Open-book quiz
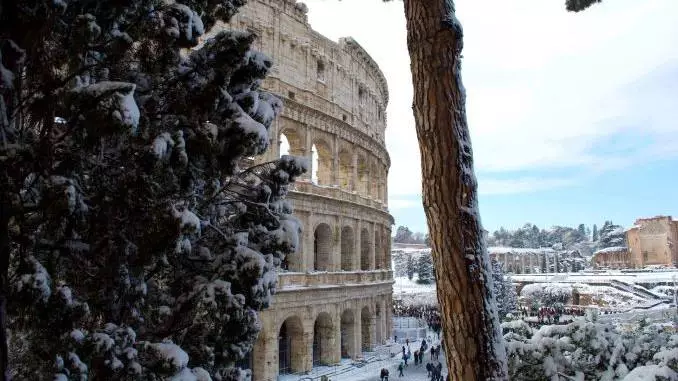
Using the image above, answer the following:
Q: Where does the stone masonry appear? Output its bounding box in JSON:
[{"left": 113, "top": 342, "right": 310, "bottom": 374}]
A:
[{"left": 222, "top": 1, "right": 395, "bottom": 380}]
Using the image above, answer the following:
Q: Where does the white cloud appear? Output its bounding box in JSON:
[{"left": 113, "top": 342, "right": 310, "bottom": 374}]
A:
[
  {"left": 388, "top": 199, "right": 422, "bottom": 210},
  {"left": 302, "top": 0, "right": 678, "bottom": 200}
]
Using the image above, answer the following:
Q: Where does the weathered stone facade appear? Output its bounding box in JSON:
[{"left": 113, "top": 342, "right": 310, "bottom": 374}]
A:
[
  {"left": 224, "top": 1, "right": 394, "bottom": 379},
  {"left": 627, "top": 216, "right": 678, "bottom": 268}
]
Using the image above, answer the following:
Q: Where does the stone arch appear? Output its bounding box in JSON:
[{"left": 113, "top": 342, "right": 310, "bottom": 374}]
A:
[
  {"left": 341, "top": 226, "right": 355, "bottom": 271},
  {"left": 278, "top": 315, "right": 304, "bottom": 375},
  {"left": 340, "top": 309, "right": 356, "bottom": 358},
  {"left": 356, "top": 154, "right": 369, "bottom": 196},
  {"left": 312, "top": 138, "right": 332, "bottom": 186},
  {"left": 361, "top": 227, "right": 371, "bottom": 271},
  {"left": 314, "top": 223, "right": 332, "bottom": 271},
  {"left": 279, "top": 126, "right": 303, "bottom": 158},
  {"left": 374, "top": 227, "right": 383, "bottom": 270},
  {"left": 313, "top": 312, "right": 334, "bottom": 366},
  {"left": 361, "top": 305, "right": 374, "bottom": 352},
  {"left": 338, "top": 149, "right": 352, "bottom": 190}
]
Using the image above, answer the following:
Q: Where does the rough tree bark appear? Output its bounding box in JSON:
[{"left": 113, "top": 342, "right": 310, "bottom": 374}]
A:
[{"left": 402, "top": 0, "right": 508, "bottom": 379}]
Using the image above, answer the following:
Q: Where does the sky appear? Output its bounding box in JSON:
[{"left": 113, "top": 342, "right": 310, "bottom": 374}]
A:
[{"left": 301, "top": 0, "right": 678, "bottom": 234}]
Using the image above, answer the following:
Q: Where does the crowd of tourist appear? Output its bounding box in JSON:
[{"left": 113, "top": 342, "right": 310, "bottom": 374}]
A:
[{"left": 392, "top": 302, "right": 442, "bottom": 337}]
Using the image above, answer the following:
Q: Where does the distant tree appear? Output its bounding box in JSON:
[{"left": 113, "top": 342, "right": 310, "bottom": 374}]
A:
[
  {"left": 592, "top": 224, "right": 599, "bottom": 241},
  {"left": 424, "top": 233, "right": 431, "bottom": 247},
  {"left": 577, "top": 224, "right": 586, "bottom": 237},
  {"left": 491, "top": 259, "right": 517, "bottom": 320},
  {"left": 412, "top": 231, "right": 426, "bottom": 244},
  {"left": 392, "top": 251, "right": 409, "bottom": 277},
  {"left": 394, "top": 225, "right": 414, "bottom": 243},
  {"left": 416, "top": 254, "right": 434, "bottom": 284},
  {"left": 598, "top": 221, "right": 626, "bottom": 248},
  {"left": 406, "top": 254, "right": 415, "bottom": 280}
]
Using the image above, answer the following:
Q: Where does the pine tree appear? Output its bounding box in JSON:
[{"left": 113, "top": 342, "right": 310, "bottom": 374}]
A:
[
  {"left": 416, "top": 253, "right": 433, "bottom": 284},
  {"left": 490, "top": 258, "right": 517, "bottom": 320},
  {"left": 406, "top": 254, "right": 415, "bottom": 280},
  {"left": 592, "top": 224, "right": 599, "bottom": 241},
  {"left": 598, "top": 221, "right": 626, "bottom": 249},
  {"left": 1, "top": 1, "right": 306, "bottom": 379}
]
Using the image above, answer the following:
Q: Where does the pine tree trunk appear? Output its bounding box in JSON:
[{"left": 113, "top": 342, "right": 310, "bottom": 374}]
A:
[
  {"left": 402, "top": 0, "right": 508, "bottom": 379},
  {"left": 0, "top": 201, "right": 10, "bottom": 381}
]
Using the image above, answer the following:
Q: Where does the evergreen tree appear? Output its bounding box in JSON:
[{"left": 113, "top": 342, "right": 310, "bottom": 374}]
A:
[
  {"left": 406, "top": 254, "right": 415, "bottom": 280},
  {"left": 1, "top": 1, "right": 306, "bottom": 379},
  {"left": 577, "top": 224, "right": 586, "bottom": 237},
  {"left": 491, "top": 258, "right": 517, "bottom": 320},
  {"left": 394, "top": 225, "right": 414, "bottom": 243},
  {"left": 592, "top": 224, "right": 599, "bottom": 241},
  {"left": 598, "top": 221, "right": 626, "bottom": 248},
  {"left": 416, "top": 253, "right": 434, "bottom": 284}
]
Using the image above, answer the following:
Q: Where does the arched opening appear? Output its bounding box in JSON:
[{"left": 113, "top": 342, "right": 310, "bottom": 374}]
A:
[
  {"left": 311, "top": 144, "right": 319, "bottom": 184},
  {"left": 313, "top": 312, "right": 334, "bottom": 366},
  {"left": 361, "top": 306, "right": 374, "bottom": 352},
  {"left": 361, "top": 227, "right": 371, "bottom": 271},
  {"left": 357, "top": 155, "right": 368, "bottom": 196},
  {"left": 278, "top": 316, "right": 304, "bottom": 375},
  {"left": 374, "top": 228, "right": 383, "bottom": 270},
  {"left": 341, "top": 226, "right": 354, "bottom": 271},
  {"left": 312, "top": 139, "right": 332, "bottom": 186},
  {"left": 279, "top": 133, "right": 290, "bottom": 157},
  {"left": 338, "top": 150, "right": 352, "bottom": 190},
  {"left": 340, "top": 309, "right": 355, "bottom": 359},
  {"left": 314, "top": 223, "right": 332, "bottom": 271}
]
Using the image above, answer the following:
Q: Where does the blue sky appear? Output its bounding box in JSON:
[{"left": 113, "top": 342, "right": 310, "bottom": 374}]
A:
[{"left": 303, "top": 0, "right": 678, "bottom": 234}]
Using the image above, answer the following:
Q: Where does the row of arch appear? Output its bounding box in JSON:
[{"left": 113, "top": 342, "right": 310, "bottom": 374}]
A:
[
  {"left": 279, "top": 128, "right": 387, "bottom": 203},
  {"left": 313, "top": 223, "right": 387, "bottom": 271},
  {"left": 253, "top": 301, "right": 389, "bottom": 378},
  {"left": 494, "top": 253, "right": 576, "bottom": 274}
]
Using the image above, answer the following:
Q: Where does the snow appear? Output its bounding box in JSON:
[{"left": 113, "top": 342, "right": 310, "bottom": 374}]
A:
[
  {"left": 594, "top": 246, "right": 628, "bottom": 255},
  {"left": 150, "top": 342, "right": 189, "bottom": 371},
  {"left": 152, "top": 132, "right": 173, "bottom": 159},
  {"left": 14, "top": 255, "right": 52, "bottom": 302},
  {"left": 623, "top": 364, "right": 678, "bottom": 380}
]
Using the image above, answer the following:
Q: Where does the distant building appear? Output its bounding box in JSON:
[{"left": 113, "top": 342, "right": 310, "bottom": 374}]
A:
[
  {"left": 627, "top": 216, "right": 678, "bottom": 268},
  {"left": 592, "top": 246, "right": 630, "bottom": 269}
]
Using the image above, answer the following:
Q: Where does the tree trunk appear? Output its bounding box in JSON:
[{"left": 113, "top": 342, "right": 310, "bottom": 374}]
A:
[
  {"left": 0, "top": 202, "right": 10, "bottom": 381},
  {"left": 402, "top": 0, "right": 508, "bottom": 379}
]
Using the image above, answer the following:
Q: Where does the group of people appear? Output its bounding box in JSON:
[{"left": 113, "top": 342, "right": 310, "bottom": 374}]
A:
[
  {"left": 392, "top": 302, "right": 443, "bottom": 338},
  {"left": 392, "top": 338, "right": 444, "bottom": 379}
]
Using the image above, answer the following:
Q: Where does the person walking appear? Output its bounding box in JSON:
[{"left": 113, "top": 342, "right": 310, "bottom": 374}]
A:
[
  {"left": 414, "top": 350, "right": 419, "bottom": 366},
  {"left": 398, "top": 362, "right": 404, "bottom": 377},
  {"left": 380, "top": 368, "right": 389, "bottom": 381}
]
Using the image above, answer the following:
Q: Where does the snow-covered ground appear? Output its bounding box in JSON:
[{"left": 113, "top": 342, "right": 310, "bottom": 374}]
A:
[
  {"left": 392, "top": 277, "right": 437, "bottom": 307},
  {"left": 512, "top": 270, "right": 678, "bottom": 285},
  {"left": 278, "top": 334, "right": 447, "bottom": 381}
]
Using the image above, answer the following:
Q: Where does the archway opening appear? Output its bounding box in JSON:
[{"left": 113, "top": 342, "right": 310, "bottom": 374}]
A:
[
  {"left": 278, "top": 316, "right": 304, "bottom": 375},
  {"left": 279, "top": 133, "right": 290, "bottom": 157},
  {"left": 312, "top": 140, "right": 332, "bottom": 186},
  {"left": 361, "top": 306, "right": 374, "bottom": 352},
  {"left": 340, "top": 309, "right": 355, "bottom": 359},
  {"left": 311, "top": 144, "right": 319, "bottom": 183},
  {"left": 314, "top": 223, "right": 332, "bottom": 271},
  {"left": 313, "top": 312, "right": 334, "bottom": 366},
  {"left": 361, "top": 227, "right": 371, "bottom": 271},
  {"left": 341, "top": 226, "right": 354, "bottom": 271}
]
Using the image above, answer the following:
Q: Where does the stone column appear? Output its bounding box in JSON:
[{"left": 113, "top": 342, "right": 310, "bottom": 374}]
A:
[
  {"left": 352, "top": 221, "right": 363, "bottom": 271},
  {"left": 304, "top": 124, "right": 313, "bottom": 182},
  {"left": 305, "top": 213, "right": 315, "bottom": 272},
  {"left": 333, "top": 217, "right": 341, "bottom": 271},
  {"left": 302, "top": 331, "right": 313, "bottom": 373},
  {"left": 332, "top": 309, "right": 342, "bottom": 363},
  {"left": 332, "top": 135, "right": 339, "bottom": 187},
  {"left": 354, "top": 311, "right": 362, "bottom": 358},
  {"left": 253, "top": 332, "right": 278, "bottom": 381},
  {"left": 370, "top": 222, "right": 377, "bottom": 270},
  {"left": 351, "top": 153, "right": 358, "bottom": 192}
]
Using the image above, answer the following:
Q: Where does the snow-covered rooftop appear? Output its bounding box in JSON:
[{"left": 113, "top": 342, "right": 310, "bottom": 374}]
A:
[{"left": 593, "top": 246, "right": 628, "bottom": 255}]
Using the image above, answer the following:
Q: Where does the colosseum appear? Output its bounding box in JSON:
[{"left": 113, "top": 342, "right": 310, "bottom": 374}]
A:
[{"left": 226, "top": 1, "right": 395, "bottom": 379}]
